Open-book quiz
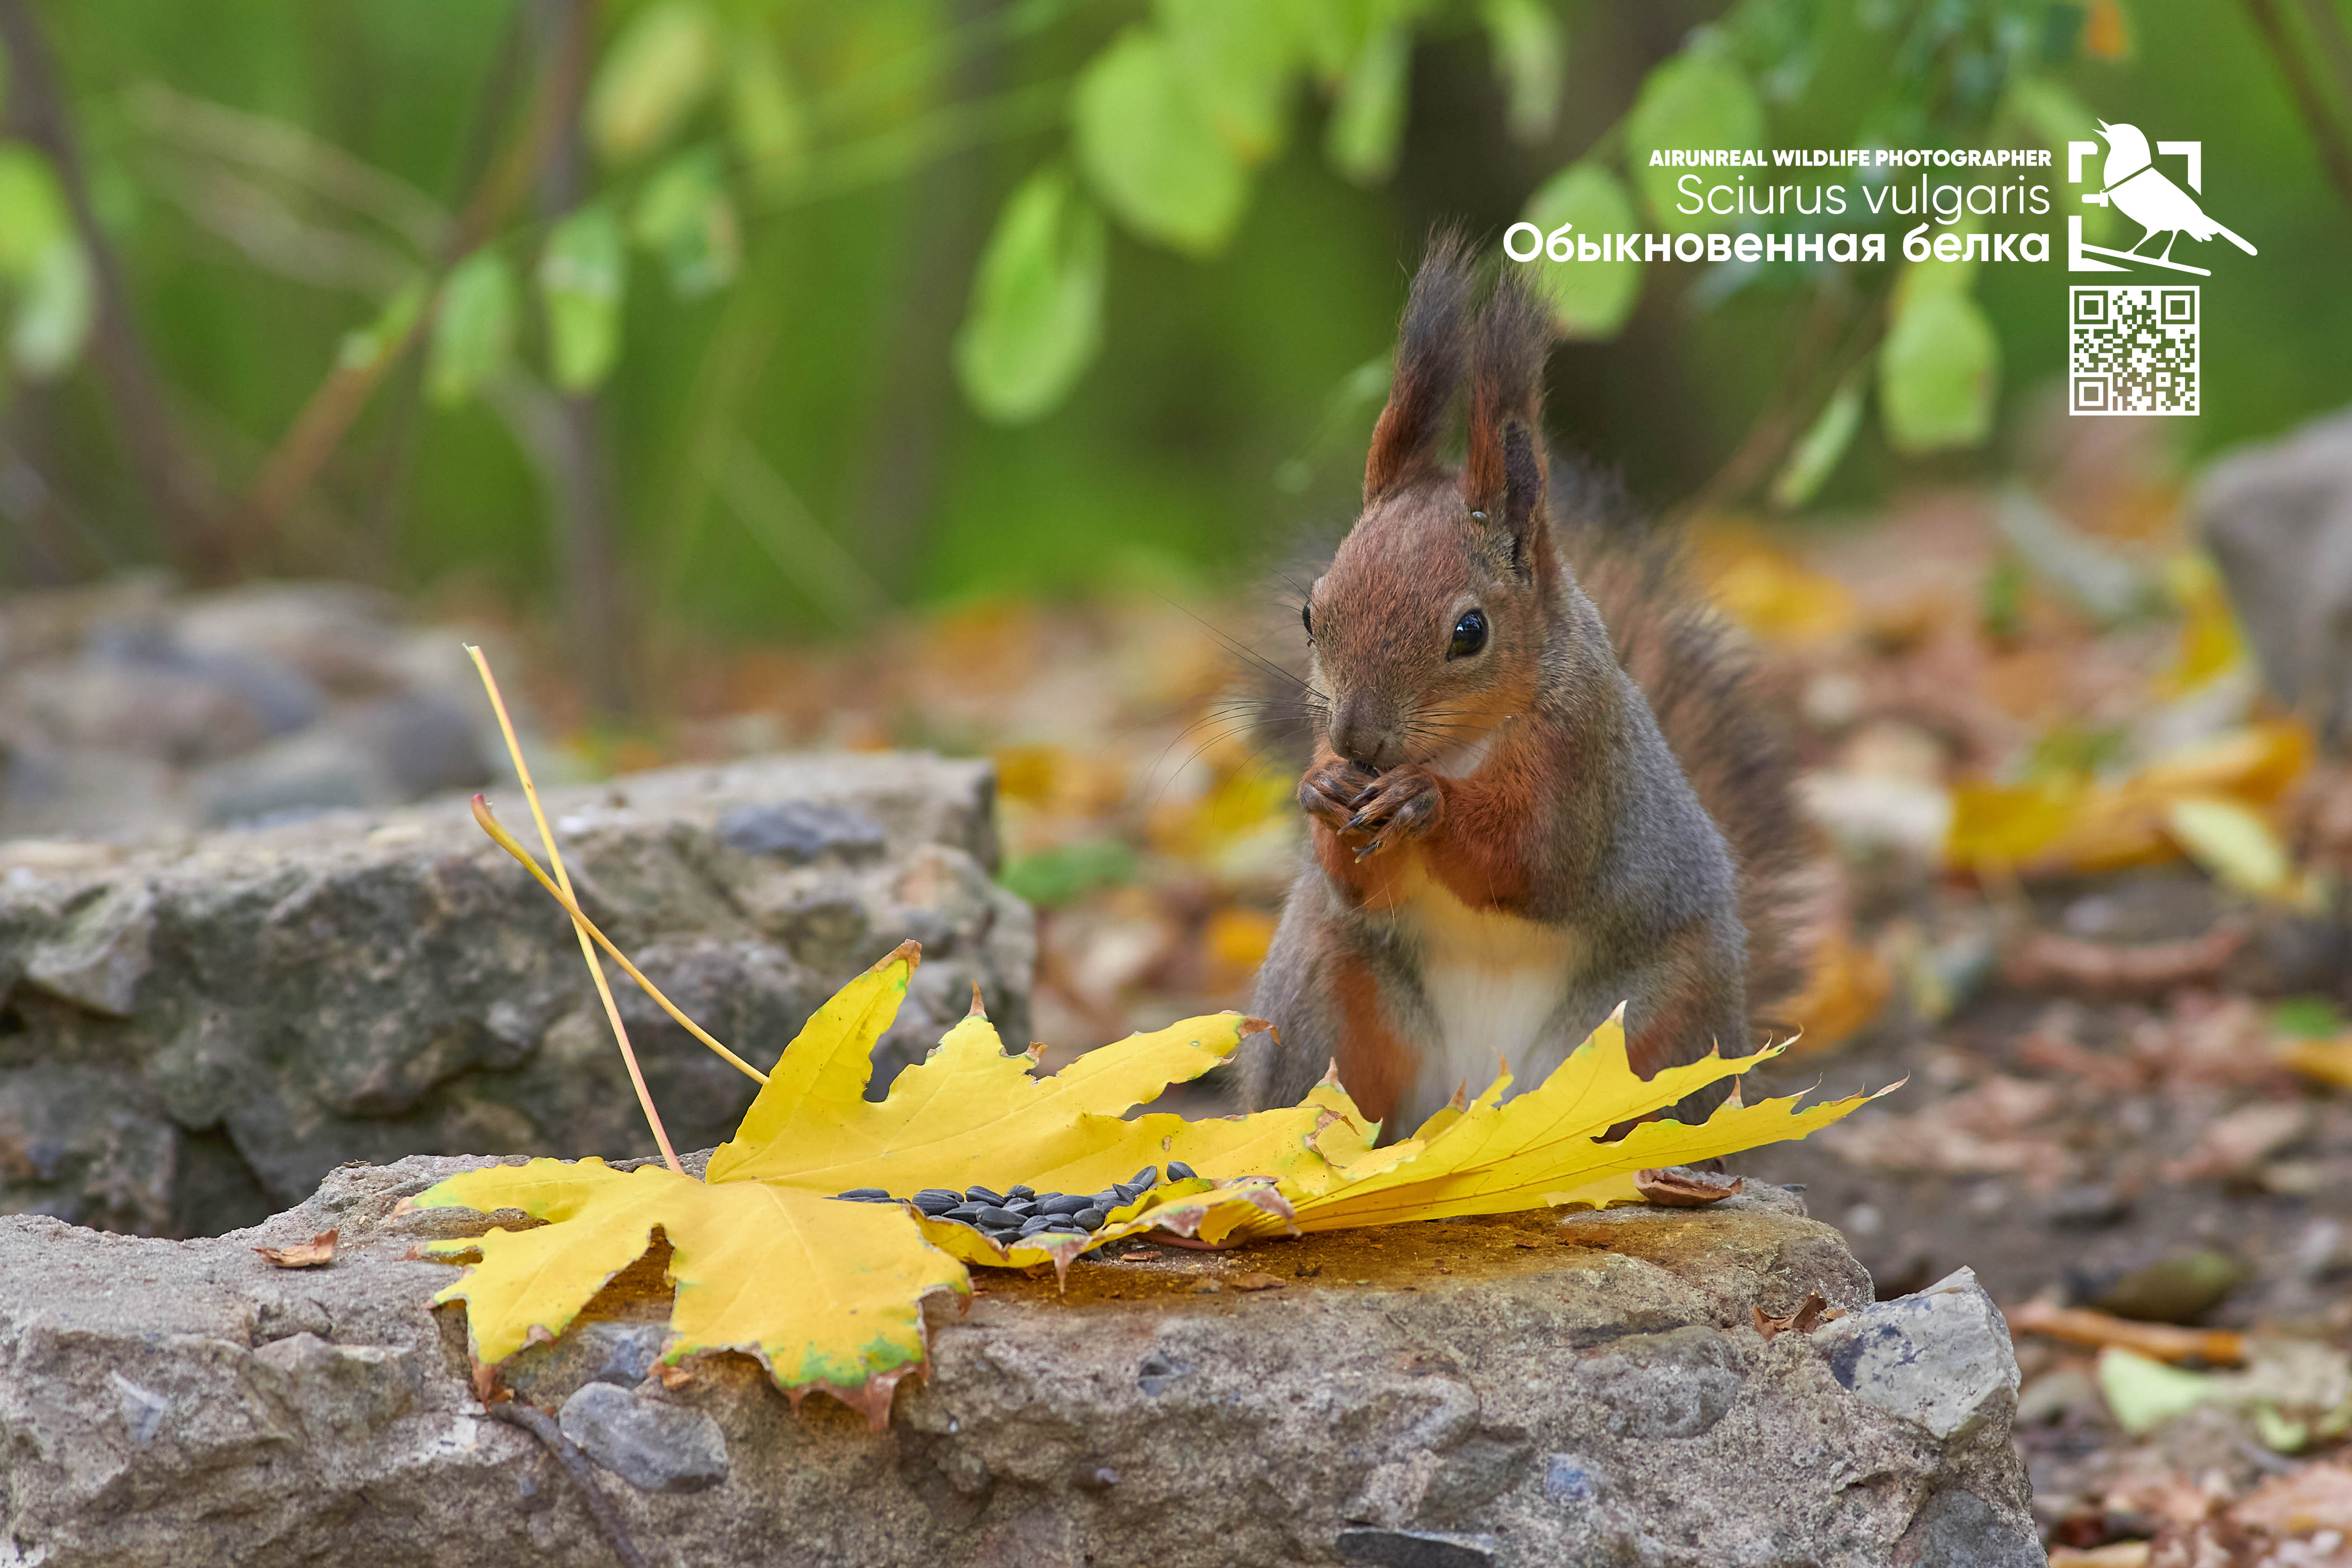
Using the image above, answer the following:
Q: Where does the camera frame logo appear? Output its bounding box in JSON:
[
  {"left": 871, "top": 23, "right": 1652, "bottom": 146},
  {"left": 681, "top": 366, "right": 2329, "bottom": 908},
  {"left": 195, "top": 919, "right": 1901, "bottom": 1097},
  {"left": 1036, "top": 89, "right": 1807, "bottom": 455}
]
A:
[{"left": 2064, "top": 122, "right": 2254, "bottom": 417}]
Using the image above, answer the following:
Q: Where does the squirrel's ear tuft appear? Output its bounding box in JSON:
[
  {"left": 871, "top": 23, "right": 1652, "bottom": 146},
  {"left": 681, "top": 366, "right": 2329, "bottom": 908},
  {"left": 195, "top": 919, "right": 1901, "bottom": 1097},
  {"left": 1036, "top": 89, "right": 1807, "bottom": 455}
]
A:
[
  {"left": 1363, "top": 228, "right": 1478, "bottom": 503},
  {"left": 1463, "top": 271, "right": 1554, "bottom": 576}
]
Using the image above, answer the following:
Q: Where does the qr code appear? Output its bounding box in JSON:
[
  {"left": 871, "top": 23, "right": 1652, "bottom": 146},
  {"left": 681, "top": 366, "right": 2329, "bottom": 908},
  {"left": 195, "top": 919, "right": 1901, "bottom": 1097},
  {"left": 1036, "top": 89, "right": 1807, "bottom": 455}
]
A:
[{"left": 2070, "top": 287, "right": 2199, "bottom": 416}]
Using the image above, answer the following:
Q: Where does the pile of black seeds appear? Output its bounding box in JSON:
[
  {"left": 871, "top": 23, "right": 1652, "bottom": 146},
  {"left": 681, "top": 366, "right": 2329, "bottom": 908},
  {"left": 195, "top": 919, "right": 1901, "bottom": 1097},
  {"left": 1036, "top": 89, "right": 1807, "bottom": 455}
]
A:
[{"left": 834, "top": 1163, "right": 1200, "bottom": 1244}]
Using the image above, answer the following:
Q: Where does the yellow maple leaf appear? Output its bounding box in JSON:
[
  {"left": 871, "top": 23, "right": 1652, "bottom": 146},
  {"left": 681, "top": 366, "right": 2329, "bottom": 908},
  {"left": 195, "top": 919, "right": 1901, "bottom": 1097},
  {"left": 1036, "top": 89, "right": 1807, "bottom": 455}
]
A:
[
  {"left": 408, "top": 942, "right": 1298, "bottom": 1422},
  {"left": 411, "top": 942, "right": 1888, "bottom": 1426},
  {"left": 1199, "top": 1009, "right": 1896, "bottom": 1244}
]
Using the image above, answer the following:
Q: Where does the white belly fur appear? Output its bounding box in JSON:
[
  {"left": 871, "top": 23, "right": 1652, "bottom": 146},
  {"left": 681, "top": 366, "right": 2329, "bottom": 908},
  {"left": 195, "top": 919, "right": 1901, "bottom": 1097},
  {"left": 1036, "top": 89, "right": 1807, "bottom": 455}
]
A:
[{"left": 1386, "top": 856, "right": 1582, "bottom": 1134}]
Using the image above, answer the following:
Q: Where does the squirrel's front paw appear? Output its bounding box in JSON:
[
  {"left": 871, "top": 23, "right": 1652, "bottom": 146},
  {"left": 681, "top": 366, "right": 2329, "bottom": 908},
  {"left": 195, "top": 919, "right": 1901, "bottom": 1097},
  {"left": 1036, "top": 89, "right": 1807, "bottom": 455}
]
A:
[
  {"left": 1345, "top": 766, "right": 1441, "bottom": 860},
  {"left": 1300, "top": 759, "right": 1378, "bottom": 833}
]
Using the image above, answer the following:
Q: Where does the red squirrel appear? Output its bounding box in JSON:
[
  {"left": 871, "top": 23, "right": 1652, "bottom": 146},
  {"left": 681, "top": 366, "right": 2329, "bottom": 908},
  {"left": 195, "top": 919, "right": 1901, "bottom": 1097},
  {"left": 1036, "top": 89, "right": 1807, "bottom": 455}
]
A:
[{"left": 1236, "top": 235, "right": 1816, "bottom": 1136}]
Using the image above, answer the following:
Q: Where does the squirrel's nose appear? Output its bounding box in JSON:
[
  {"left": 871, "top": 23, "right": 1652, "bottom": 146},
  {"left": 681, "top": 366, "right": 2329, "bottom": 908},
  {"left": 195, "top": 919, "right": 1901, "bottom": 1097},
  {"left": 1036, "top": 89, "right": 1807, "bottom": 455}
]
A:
[{"left": 1329, "top": 697, "right": 1397, "bottom": 769}]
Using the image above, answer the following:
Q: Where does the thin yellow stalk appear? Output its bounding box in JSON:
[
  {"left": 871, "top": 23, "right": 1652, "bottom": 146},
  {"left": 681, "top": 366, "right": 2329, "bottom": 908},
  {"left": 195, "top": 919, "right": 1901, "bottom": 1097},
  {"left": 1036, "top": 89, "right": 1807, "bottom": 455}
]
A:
[
  {"left": 465, "top": 646, "right": 685, "bottom": 1176},
  {"left": 469, "top": 792, "right": 770, "bottom": 1089}
]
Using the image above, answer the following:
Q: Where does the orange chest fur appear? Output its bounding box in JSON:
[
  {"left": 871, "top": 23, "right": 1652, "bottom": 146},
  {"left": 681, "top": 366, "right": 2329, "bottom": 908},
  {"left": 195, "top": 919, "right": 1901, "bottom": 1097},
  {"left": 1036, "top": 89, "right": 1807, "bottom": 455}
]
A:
[{"left": 1314, "top": 745, "right": 1540, "bottom": 913}]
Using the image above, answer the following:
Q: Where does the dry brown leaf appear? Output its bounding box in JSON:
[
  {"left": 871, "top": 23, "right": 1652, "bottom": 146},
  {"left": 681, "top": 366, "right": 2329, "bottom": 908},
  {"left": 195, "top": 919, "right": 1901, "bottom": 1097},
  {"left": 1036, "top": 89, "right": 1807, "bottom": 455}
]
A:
[
  {"left": 1755, "top": 1291, "right": 1835, "bottom": 1339},
  {"left": 1821, "top": 1075, "right": 2071, "bottom": 1186},
  {"left": 255, "top": 1229, "right": 338, "bottom": 1269},
  {"left": 2046, "top": 1545, "right": 2151, "bottom": 1568},
  {"left": 2005, "top": 1300, "right": 2247, "bottom": 1367},
  {"left": 2158, "top": 1101, "right": 2311, "bottom": 1184},
  {"left": 654, "top": 1364, "right": 694, "bottom": 1390},
  {"left": 2002, "top": 927, "right": 2246, "bottom": 995},
  {"left": 1635, "top": 1167, "right": 1745, "bottom": 1206},
  {"left": 1229, "top": 1272, "right": 1285, "bottom": 1292},
  {"left": 2230, "top": 1461, "right": 2352, "bottom": 1539},
  {"left": 1119, "top": 1248, "right": 1163, "bottom": 1263}
]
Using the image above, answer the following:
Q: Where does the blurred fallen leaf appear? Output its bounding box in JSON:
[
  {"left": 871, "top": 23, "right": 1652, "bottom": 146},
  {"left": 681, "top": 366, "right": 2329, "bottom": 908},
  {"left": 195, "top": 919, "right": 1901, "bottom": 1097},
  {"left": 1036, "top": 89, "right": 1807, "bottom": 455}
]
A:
[
  {"left": 1635, "top": 1167, "right": 1744, "bottom": 1205},
  {"left": 2045, "top": 1544, "right": 2151, "bottom": 1568},
  {"left": 1229, "top": 1271, "right": 1284, "bottom": 1292},
  {"left": 1994, "top": 488, "right": 2156, "bottom": 625},
  {"left": 1147, "top": 762, "right": 1296, "bottom": 882},
  {"left": 1203, "top": 906, "right": 1277, "bottom": 986},
  {"left": 2154, "top": 553, "right": 2249, "bottom": 699},
  {"left": 2277, "top": 1035, "right": 2352, "bottom": 1090},
  {"left": 2002, "top": 926, "right": 2246, "bottom": 996},
  {"left": 1821, "top": 1074, "right": 2066, "bottom": 1185},
  {"left": 2087, "top": 1250, "right": 2247, "bottom": 1324},
  {"left": 1689, "top": 523, "right": 1861, "bottom": 644},
  {"left": 2097, "top": 1347, "right": 2221, "bottom": 1437},
  {"left": 1778, "top": 922, "right": 1893, "bottom": 1055},
  {"left": 993, "top": 743, "right": 1130, "bottom": 816},
  {"left": 255, "top": 1229, "right": 338, "bottom": 1268},
  {"left": 2006, "top": 1300, "right": 2246, "bottom": 1367},
  {"left": 2159, "top": 1101, "right": 2311, "bottom": 1184},
  {"left": 2164, "top": 795, "right": 2310, "bottom": 905},
  {"left": 1946, "top": 720, "right": 2313, "bottom": 878},
  {"left": 2230, "top": 1462, "right": 2352, "bottom": 1539}
]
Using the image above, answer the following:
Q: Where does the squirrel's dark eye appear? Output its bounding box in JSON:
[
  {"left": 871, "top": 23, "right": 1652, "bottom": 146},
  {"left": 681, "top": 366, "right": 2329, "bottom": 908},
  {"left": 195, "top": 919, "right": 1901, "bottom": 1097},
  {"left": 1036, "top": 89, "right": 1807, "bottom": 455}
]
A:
[
  {"left": 1301, "top": 602, "right": 1314, "bottom": 638},
  {"left": 1448, "top": 609, "right": 1487, "bottom": 660}
]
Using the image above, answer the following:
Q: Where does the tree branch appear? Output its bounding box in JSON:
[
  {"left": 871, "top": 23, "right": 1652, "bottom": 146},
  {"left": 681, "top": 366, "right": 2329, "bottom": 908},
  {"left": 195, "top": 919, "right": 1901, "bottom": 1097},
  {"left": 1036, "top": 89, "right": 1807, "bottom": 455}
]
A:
[
  {"left": 0, "top": 0, "right": 225, "bottom": 576},
  {"left": 238, "top": 0, "right": 593, "bottom": 549},
  {"left": 2245, "top": 0, "right": 2352, "bottom": 218}
]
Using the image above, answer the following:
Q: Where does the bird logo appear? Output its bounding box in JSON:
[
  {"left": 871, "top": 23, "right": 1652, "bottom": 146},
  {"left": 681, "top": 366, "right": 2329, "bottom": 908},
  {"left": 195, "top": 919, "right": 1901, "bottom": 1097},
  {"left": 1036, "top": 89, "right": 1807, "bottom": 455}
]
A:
[{"left": 2070, "top": 122, "right": 2256, "bottom": 275}]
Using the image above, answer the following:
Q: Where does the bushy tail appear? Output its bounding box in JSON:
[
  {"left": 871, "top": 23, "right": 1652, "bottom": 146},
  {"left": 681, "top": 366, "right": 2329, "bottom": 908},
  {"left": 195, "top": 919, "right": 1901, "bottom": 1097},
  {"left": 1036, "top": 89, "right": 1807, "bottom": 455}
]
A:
[{"left": 1550, "top": 467, "right": 1825, "bottom": 1020}]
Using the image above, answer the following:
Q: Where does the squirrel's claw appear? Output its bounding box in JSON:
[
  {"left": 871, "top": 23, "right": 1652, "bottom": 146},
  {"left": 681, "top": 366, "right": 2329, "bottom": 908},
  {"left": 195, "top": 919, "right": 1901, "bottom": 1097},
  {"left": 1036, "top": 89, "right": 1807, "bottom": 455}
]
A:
[{"left": 1353, "top": 838, "right": 1386, "bottom": 862}]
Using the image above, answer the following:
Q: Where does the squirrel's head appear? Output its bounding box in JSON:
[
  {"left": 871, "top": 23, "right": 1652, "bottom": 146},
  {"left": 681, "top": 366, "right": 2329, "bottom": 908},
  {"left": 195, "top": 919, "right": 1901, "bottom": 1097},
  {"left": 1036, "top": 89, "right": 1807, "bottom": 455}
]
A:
[{"left": 1305, "top": 234, "right": 1561, "bottom": 773}]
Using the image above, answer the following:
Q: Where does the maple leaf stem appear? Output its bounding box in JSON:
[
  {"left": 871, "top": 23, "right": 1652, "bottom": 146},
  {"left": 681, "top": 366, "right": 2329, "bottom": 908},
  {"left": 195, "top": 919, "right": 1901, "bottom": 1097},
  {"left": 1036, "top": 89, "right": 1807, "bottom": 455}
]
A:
[{"left": 466, "top": 645, "right": 687, "bottom": 1176}]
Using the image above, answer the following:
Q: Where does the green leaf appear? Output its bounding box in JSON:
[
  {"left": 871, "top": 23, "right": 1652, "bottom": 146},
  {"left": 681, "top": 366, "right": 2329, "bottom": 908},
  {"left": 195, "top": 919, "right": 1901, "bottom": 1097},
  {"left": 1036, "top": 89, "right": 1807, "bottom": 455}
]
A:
[
  {"left": 2166, "top": 795, "right": 2295, "bottom": 900},
  {"left": 1481, "top": 0, "right": 1565, "bottom": 144},
  {"left": 2097, "top": 1348, "right": 2220, "bottom": 1438},
  {"left": 1771, "top": 371, "right": 1865, "bottom": 510},
  {"left": 540, "top": 204, "right": 626, "bottom": 393},
  {"left": 1625, "top": 47, "right": 1765, "bottom": 230},
  {"left": 1877, "top": 287, "right": 1997, "bottom": 454},
  {"left": 428, "top": 250, "right": 517, "bottom": 408},
  {"left": 1517, "top": 162, "right": 1638, "bottom": 338},
  {"left": 590, "top": 0, "right": 719, "bottom": 165},
  {"left": 954, "top": 168, "right": 1107, "bottom": 425},
  {"left": 1072, "top": 27, "right": 1250, "bottom": 256},
  {"left": 0, "top": 146, "right": 70, "bottom": 277},
  {"left": 10, "top": 236, "right": 92, "bottom": 380},
  {"left": 337, "top": 279, "right": 426, "bottom": 372},
  {"left": 1000, "top": 840, "right": 1137, "bottom": 907},
  {"left": 1294, "top": 0, "right": 1377, "bottom": 80},
  {"left": 726, "top": 30, "right": 808, "bottom": 197},
  {"left": 1156, "top": 0, "right": 1300, "bottom": 164},
  {"left": 2274, "top": 995, "right": 2345, "bottom": 1042},
  {"left": 630, "top": 147, "right": 740, "bottom": 298},
  {"left": 1324, "top": 21, "right": 1410, "bottom": 186}
]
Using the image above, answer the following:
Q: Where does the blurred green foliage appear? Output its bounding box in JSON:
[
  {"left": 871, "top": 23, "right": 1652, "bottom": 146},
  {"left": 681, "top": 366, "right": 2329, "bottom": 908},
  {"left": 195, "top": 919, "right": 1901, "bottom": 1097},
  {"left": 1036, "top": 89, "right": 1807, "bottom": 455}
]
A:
[{"left": 0, "top": 0, "right": 2345, "bottom": 675}]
